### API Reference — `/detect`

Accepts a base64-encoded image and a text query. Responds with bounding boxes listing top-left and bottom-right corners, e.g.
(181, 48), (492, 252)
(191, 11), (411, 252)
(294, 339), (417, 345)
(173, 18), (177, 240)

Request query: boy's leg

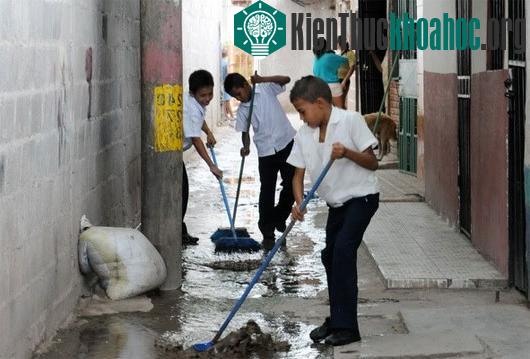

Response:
(275, 141), (295, 231)
(182, 163), (189, 236)
(258, 154), (280, 243)
(182, 163), (198, 245)
(322, 205), (347, 306)
(309, 205), (345, 342)
(329, 194), (379, 334)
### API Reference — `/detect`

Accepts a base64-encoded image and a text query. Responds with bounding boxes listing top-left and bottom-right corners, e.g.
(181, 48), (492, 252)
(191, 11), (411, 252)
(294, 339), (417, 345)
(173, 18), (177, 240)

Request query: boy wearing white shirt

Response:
(287, 76), (379, 346)
(182, 70), (223, 245)
(224, 72), (296, 249)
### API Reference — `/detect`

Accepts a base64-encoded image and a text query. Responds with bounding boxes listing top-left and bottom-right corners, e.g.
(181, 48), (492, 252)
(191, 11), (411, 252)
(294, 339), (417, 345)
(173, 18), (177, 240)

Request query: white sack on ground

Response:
(78, 216), (167, 300)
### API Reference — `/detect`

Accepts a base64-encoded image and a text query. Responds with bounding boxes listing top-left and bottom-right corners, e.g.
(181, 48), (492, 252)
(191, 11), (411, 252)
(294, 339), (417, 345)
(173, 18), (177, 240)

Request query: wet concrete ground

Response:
(35, 123), (343, 358)
(34, 122), (530, 358)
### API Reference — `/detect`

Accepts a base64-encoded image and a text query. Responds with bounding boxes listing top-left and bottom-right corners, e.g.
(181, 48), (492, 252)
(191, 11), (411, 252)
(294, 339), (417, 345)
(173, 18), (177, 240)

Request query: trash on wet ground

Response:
(155, 320), (290, 358)
(206, 259), (262, 271)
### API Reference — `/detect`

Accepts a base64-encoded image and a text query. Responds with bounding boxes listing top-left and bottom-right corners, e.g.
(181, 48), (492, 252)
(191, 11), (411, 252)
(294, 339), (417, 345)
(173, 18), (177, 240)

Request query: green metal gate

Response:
(393, 0), (418, 174)
(399, 98), (417, 173)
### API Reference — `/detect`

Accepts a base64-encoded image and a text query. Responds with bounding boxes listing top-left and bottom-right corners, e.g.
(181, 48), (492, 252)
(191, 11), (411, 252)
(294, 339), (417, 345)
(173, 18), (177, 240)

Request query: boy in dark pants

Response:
(288, 76), (379, 346)
(224, 72), (296, 249)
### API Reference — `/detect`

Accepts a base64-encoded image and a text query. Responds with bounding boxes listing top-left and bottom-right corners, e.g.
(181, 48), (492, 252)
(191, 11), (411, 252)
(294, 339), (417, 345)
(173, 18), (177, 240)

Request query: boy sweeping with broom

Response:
(287, 76), (379, 346)
(182, 70), (223, 245)
(224, 72), (296, 250)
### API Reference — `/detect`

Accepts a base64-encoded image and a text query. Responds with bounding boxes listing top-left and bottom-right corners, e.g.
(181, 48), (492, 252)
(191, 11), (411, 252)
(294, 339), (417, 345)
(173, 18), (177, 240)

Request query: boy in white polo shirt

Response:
(224, 72), (296, 249)
(287, 76), (379, 346)
(182, 70), (223, 245)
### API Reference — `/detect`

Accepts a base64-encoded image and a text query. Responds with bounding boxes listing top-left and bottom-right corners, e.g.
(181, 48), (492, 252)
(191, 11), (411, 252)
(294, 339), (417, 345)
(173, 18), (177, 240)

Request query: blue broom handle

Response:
(209, 147), (237, 239)
(212, 159), (334, 343)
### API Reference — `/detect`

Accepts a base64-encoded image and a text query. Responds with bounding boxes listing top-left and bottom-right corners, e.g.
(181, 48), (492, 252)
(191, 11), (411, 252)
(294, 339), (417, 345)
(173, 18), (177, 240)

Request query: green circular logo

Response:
(234, 1), (286, 57)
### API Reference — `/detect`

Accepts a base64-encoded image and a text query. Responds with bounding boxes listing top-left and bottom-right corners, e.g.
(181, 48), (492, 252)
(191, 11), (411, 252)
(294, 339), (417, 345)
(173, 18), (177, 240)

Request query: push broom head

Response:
(210, 227), (250, 242)
(212, 235), (261, 253)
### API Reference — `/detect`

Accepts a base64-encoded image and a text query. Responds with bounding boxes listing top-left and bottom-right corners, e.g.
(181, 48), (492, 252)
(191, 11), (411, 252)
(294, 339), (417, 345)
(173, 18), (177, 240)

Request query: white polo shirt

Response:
(287, 107), (379, 208)
(183, 92), (205, 151)
(235, 83), (296, 157)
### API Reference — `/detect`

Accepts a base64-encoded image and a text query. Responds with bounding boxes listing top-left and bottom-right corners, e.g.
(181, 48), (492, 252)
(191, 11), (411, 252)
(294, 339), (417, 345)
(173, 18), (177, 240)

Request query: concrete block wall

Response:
(0, 1), (141, 357)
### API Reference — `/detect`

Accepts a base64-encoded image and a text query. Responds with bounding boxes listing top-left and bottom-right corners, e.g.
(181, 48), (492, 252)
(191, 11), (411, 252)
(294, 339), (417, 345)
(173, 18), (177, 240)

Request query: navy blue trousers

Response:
(182, 163), (189, 236)
(322, 193), (379, 333)
(257, 140), (295, 238)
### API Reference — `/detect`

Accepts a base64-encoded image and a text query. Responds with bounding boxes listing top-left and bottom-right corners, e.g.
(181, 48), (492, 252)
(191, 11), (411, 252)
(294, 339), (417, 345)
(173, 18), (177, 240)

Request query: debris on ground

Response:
(78, 295), (154, 317)
(206, 259), (262, 272)
(155, 320), (290, 358)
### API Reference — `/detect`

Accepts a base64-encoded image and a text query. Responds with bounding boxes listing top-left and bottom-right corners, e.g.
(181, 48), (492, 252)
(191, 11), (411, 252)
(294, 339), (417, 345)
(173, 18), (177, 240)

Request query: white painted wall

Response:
(182, 0), (223, 131)
(417, 0), (425, 112)
(471, 0), (487, 74)
(423, 0), (457, 74)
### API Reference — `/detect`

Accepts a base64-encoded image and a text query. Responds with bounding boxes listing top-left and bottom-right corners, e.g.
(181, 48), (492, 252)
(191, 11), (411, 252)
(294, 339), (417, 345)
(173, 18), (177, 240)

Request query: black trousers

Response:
(322, 193), (379, 333)
(257, 140), (295, 238)
(182, 163), (189, 236)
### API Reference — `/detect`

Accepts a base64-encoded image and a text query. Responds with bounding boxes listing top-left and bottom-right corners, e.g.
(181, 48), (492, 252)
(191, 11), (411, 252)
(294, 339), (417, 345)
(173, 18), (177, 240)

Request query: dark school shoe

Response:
(275, 221), (287, 233)
(324, 330), (361, 346)
(182, 233), (199, 246)
(261, 236), (276, 251)
(309, 317), (331, 343)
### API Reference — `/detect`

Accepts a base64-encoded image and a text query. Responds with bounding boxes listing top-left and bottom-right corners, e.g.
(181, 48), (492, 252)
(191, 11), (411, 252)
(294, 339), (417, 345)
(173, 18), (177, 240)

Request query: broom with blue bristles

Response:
(209, 145), (260, 253)
(210, 78), (257, 251)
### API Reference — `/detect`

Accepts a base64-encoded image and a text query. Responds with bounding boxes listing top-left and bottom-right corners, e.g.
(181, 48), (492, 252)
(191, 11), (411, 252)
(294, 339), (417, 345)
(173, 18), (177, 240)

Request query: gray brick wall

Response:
(0, 1), (141, 357)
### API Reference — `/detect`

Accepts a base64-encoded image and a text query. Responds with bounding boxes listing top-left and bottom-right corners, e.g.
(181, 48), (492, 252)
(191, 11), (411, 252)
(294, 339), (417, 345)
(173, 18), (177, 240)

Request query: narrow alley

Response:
(2, 0), (530, 358)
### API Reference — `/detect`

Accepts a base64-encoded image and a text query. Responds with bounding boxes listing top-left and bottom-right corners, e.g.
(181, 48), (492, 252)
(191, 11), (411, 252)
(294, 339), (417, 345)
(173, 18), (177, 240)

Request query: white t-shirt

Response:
(287, 107), (379, 207)
(235, 83), (296, 157)
(183, 93), (205, 151)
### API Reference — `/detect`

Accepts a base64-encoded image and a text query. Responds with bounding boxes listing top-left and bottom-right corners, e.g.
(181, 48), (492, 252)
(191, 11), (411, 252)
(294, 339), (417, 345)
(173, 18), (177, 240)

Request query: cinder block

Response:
(0, 98), (15, 145)
(15, 95), (32, 139)
(0, 0), (13, 41)
(30, 93), (43, 134)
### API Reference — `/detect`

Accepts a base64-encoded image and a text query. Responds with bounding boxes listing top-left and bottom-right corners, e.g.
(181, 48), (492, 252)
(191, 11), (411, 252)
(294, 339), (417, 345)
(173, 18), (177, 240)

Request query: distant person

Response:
(313, 39), (349, 109)
(183, 70), (223, 245)
(220, 49), (234, 119)
(337, 35), (356, 109)
(224, 72), (295, 250)
(288, 76), (379, 346)
(369, 50), (389, 94)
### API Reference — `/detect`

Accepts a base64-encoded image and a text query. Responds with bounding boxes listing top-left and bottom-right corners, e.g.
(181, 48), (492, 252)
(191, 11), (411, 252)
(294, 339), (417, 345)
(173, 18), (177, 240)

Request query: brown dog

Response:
(364, 112), (397, 160)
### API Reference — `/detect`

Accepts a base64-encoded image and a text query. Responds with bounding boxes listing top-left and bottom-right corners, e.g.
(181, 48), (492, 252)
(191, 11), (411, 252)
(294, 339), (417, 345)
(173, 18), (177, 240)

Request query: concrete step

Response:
(334, 331), (484, 359)
(363, 202), (507, 289)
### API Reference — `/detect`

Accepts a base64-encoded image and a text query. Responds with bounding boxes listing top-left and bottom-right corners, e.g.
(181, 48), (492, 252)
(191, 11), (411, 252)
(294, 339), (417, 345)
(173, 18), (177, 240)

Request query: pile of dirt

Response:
(155, 320), (290, 358)
(206, 259), (262, 272)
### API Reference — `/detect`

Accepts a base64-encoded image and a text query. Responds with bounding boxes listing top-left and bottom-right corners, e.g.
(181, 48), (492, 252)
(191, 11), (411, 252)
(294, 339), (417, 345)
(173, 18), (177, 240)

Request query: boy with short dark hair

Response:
(224, 72), (295, 249)
(287, 75), (379, 346)
(182, 69), (223, 245)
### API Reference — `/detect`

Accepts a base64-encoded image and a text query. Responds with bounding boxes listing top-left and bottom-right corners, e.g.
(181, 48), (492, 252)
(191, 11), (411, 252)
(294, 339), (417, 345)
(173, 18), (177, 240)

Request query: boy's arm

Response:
(191, 137), (223, 178)
(201, 121), (216, 147)
(291, 167), (307, 221)
(252, 74), (290, 86)
(331, 143), (379, 171)
(369, 50), (383, 74)
(240, 132), (251, 157)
